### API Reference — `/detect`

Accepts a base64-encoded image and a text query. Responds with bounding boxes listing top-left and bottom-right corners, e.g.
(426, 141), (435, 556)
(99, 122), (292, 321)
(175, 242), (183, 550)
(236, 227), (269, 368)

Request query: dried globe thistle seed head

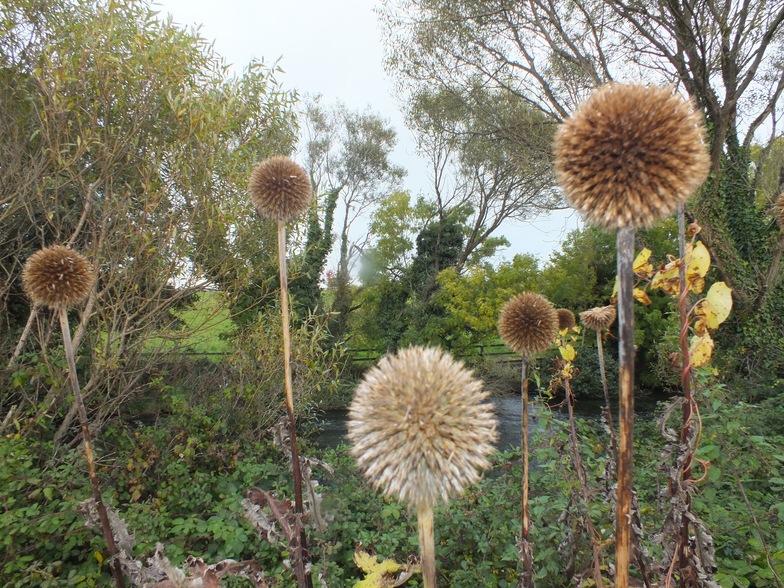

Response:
(498, 292), (559, 357)
(22, 246), (94, 309)
(248, 156), (312, 221)
(556, 308), (576, 331)
(775, 193), (784, 228)
(579, 305), (617, 332)
(554, 83), (710, 229)
(348, 346), (498, 508)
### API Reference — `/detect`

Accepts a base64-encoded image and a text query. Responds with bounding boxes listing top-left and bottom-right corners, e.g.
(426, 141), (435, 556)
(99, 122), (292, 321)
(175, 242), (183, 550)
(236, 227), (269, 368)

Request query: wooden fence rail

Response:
(167, 343), (520, 364)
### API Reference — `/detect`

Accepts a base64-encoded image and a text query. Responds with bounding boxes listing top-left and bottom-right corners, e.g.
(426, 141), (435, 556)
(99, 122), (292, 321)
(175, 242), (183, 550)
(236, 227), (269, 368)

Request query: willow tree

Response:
(0, 0), (297, 436)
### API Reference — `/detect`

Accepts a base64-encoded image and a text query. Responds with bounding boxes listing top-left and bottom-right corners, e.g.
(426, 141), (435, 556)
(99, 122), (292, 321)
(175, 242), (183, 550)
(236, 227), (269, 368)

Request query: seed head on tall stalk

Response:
(22, 246), (125, 588)
(580, 305), (618, 472)
(498, 292), (558, 588)
(347, 346), (498, 588)
(555, 83), (710, 588)
(249, 155), (314, 588)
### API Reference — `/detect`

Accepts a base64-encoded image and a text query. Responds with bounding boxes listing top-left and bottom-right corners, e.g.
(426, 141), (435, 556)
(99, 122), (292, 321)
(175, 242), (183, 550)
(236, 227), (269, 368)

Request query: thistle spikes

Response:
(348, 346), (498, 508)
(580, 305), (617, 332)
(554, 83), (710, 229)
(556, 308), (576, 331)
(248, 155), (312, 221)
(22, 245), (94, 309)
(498, 292), (559, 358)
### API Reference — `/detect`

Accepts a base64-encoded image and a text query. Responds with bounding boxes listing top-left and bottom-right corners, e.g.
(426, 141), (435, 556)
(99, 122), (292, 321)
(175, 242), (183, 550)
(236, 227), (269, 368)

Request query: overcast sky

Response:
(153, 0), (581, 263)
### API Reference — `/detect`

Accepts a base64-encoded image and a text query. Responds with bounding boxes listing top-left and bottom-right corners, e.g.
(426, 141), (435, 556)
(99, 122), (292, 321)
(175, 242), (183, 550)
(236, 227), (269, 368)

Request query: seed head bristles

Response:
(580, 305), (617, 332)
(554, 83), (710, 229)
(498, 292), (559, 357)
(249, 155), (312, 221)
(22, 246), (94, 308)
(348, 346), (498, 508)
(556, 308), (576, 331)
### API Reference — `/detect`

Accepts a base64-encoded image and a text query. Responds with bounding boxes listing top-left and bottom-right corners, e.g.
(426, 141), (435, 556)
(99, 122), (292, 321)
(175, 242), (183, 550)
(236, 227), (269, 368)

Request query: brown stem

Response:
(615, 225), (636, 588)
(519, 358), (535, 588)
(59, 307), (125, 588)
(276, 220), (313, 588)
(565, 379), (604, 588)
(597, 330), (618, 468)
(417, 502), (437, 588)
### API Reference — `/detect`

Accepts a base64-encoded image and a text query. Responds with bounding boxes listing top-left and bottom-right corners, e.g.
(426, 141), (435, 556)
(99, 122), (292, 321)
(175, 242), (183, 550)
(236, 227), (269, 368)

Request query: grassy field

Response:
(147, 291), (234, 357)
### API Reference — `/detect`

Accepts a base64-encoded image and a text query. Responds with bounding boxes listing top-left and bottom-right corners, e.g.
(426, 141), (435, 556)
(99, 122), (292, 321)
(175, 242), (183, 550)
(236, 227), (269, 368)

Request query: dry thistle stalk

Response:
(22, 246), (125, 588)
(555, 83), (710, 588)
(348, 346), (498, 588)
(498, 292), (558, 588)
(249, 155), (314, 588)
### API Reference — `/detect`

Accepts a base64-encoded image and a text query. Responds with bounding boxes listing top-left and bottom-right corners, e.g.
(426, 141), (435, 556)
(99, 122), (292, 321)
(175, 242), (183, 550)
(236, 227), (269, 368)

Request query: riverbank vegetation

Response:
(2, 0), (784, 586)
(2, 383), (782, 586)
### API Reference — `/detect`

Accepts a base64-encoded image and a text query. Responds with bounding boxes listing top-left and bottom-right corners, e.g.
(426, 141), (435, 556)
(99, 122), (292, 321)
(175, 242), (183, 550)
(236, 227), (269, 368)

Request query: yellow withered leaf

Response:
(559, 344), (576, 362)
(689, 275), (706, 294)
(689, 333), (714, 368)
(693, 317), (709, 337)
(688, 241), (710, 278)
(695, 300), (719, 332)
(705, 282), (732, 325)
(633, 288), (651, 305)
(633, 248), (653, 276)
(650, 257), (681, 296)
(353, 549), (404, 588)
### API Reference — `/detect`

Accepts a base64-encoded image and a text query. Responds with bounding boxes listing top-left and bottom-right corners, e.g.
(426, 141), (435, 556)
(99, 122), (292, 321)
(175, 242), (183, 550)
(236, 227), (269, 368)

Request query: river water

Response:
(311, 392), (667, 450)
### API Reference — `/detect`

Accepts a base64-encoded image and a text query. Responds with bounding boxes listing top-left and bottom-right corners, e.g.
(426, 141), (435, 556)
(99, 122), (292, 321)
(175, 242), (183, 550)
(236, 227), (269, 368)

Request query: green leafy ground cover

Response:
(2, 387), (782, 587)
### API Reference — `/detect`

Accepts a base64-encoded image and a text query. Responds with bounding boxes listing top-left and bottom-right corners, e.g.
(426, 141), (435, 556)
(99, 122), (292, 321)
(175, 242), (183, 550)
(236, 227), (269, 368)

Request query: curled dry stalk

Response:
(59, 306), (126, 588)
(276, 219), (313, 588)
(675, 203), (695, 582)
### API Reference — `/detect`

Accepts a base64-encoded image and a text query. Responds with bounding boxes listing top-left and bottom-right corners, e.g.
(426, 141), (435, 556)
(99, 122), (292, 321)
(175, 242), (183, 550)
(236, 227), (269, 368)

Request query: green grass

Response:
(147, 291), (235, 357)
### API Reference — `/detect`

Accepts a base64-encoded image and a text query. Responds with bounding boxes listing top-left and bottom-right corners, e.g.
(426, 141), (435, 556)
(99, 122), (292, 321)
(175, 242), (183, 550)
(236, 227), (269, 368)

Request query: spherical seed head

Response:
(248, 156), (312, 221)
(556, 308), (576, 331)
(579, 305), (617, 332)
(498, 292), (559, 357)
(775, 193), (784, 228)
(22, 246), (94, 309)
(554, 83), (710, 229)
(348, 346), (498, 508)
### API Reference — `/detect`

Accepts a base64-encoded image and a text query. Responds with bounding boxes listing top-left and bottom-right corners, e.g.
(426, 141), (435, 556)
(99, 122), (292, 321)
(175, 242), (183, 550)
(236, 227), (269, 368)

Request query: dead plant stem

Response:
(59, 307), (125, 588)
(616, 225), (636, 588)
(277, 220), (313, 588)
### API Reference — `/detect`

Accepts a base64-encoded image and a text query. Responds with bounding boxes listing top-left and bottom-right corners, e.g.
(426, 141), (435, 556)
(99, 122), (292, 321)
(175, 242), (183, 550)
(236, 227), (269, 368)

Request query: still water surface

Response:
(312, 393), (667, 450)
